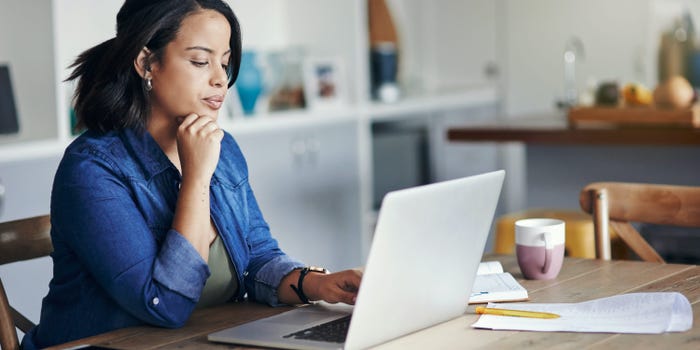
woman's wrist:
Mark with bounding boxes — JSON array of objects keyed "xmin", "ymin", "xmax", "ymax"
[
  {"xmin": 289, "ymin": 267, "xmax": 328, "ymax": 303},
  {"xmin": 301, "ymin": 271, "xmax": 324, "ymax": 302},
  {"xmin": 180, "ymin": 173, "xmax": 212, "ymax": 189}
]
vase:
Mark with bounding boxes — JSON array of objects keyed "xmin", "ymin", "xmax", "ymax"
[{"xmin": 235, "ymin": 51, "xmax": 263, "ymax": 116}]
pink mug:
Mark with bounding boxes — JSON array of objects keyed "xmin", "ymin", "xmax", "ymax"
[{"xmin": 515, "ymin": 218, "xmax": 565, "ymax": 280}]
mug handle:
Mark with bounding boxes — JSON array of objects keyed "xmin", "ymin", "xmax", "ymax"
[{"xmin": 541, "ymin": 232, "xmax": 554, "ymax": 274}]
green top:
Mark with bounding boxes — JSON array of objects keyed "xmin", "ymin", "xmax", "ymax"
[{"xmin": 196, "ymin": 235, "xmax": 238, "ymax": 309}]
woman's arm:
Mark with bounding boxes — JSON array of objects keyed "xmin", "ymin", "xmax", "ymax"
[
  {"xmin": 171, "ymin": 114, "xmax": 224, "ymax": 261},
  {"xmin": 52, "ymin": 150, "xmax": 209, "ymax": 328}
]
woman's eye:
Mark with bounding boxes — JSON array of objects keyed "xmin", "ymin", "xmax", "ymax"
[
  {"xmin": 221, "ymin": 64, "xmax": 229, "ymax": 71},
  {"xmin": 191, "ymin": 61, "xmax": 208, "ymax": 67}
]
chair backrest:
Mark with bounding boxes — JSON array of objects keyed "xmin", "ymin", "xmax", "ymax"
[
  {"xmin": 0, "ymin": 215, "xmax": 52, "ymax": 350},
  {"xmin": 579, "ymin": 182, "xmax": 700, "ymax": 263}
]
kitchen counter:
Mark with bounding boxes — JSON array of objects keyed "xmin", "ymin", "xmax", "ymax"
[{"xmin": 447, "ymin": 116, "xmax": 700, "ymax": 146}]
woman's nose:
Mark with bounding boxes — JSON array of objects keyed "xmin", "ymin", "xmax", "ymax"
[{"xmin": 212, "ymin": 65, "xmax": 227, "ymax": 87}]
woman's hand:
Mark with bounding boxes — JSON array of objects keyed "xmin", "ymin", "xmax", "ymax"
[
  {"xmin": 304, "ymin": 269, "xmax": 363, "ymax": 305},
  {"xmin": 176, "ymin": 114, "xmax": 224, "ymax": 181}
]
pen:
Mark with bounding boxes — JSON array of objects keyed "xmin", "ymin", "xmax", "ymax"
[{"xmin": 475, "ymin": 306, "xmax": 560, "ymax": 319}]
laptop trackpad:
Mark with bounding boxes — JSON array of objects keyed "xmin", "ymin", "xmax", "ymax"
[{"xmin": 265, "ymin": 307, "xmax": 349, "ymax": 326}]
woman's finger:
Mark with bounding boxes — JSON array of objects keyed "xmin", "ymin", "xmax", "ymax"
[
  {"xmin": 186, "ymin": 115, "xmax": 215, "ymax": 131},
  {"xmin": 177, "ymin": 113, "xmax": 199, "ymax": 128},
  {"xmin": 205, "ymin": 121, "xmax": 220, "ymax": 133}
]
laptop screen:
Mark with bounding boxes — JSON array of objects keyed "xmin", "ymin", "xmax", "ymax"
[{"xmin": 0, "ymin": 65, "xmax": 20, "ymax": 135}]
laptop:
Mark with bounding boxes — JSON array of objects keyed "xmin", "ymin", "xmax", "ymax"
[{"xmin": 208, "ymin": 170, "xmax": 505, "ymax": 349}]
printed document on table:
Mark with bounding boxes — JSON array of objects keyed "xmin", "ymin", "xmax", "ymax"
[{"xmin": 472, "ymin": 292, "xmax": 693, "ymax": 334}]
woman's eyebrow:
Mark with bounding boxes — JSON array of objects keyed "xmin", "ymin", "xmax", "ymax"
[{"xmin": 185, "ymin": 46, "xmax": 232, "ymax": 55}]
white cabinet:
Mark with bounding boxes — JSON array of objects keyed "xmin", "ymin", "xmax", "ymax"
[
  {"xmin": 429, "ymin": 105, "xmax": 502, "ymax": 183},
  {"xmin": 232, "ymin": 119, "xmax": 362, "ymax": 271}
]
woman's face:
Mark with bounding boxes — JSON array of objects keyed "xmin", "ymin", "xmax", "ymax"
[{"xmin": 149, "ymin": 9, "xmax": 231, "ymax": 123}]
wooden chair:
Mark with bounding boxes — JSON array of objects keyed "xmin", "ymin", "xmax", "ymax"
[
  {"xmin": 0, "ymin": 215, "xmax": 52, "ymax": 350},
  {"xmin": 579, "ymin": 182, "xmax": 700, "ymax": 263}
]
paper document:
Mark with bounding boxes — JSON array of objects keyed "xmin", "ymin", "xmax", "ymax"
[
  {"xmin": 470, "ymin": 261, "xmax": 528, "ymax": 304},
  {"xmin": 472, "ymin": 292, "xmax": 693, "ymax": 334}
]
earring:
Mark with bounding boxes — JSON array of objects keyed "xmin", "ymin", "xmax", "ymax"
[{"xmin": 145, "ymin": 78, "xmax": 153, "ymax": 91}]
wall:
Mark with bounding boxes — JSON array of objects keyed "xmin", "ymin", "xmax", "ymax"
[
  {"xmin": 0, "ymin": 1, "xmax": 57, "ymax": 144},
  {"xmin": 503, "ymin": 0, "xmax": 652, "ymax": 117},
  {"xmin": 386, "ymin": 0, "xmax": 499, "ymax": 94},
  {"xmin": 503, "ymin": 0, "xmax": 700, "ymax": 117},
  {"xmin": 526, "ymin": 145, "xmax": 700, "ymax": 210}
]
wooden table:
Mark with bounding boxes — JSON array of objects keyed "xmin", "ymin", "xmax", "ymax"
[
  {"xmin": 47, "ymin": 255, "xmax": 699, "ymax": 349},
  {"xmin": 446, "ymin": 118, "xmax": 700, "ymax": 146}
]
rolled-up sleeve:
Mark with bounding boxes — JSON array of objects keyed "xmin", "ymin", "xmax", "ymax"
[
  {"xmin": 153, "ymin": 229, "xmax": 210, "ymax": 300},
  {"xmin": 251, "ymin": 255, "xmax": 304, "ymax": 306}
]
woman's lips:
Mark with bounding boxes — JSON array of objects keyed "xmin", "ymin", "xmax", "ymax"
[{"xmin": 203, "ymin": 95, "xmax": 224, "ymax": 110}]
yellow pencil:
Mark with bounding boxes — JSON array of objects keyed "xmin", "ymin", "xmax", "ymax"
[{"xmin": 475, "ymin": 306, "xmax": 560, "ymax": 319}]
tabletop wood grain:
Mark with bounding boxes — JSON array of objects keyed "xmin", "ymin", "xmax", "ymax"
[{"xmin": 45, "ymin": 254, "xmax": 699, "ymax": 350}]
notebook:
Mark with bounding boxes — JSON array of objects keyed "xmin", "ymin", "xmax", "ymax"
[
  {"xmin": 469, "ymin": 261, "xmax": 528, "ymax": 304},
  {"xmin": 208, "ymin": 170, "xmax": 505, "ymax": 350}
]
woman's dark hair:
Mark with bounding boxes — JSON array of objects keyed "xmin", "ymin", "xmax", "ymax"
[{"xmin": 67, "ymin": 0, "xmax": 242, "ymax": 133}]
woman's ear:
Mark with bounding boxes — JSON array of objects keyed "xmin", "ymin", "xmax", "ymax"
[{"xmin": 133, "ymin": 47, "xmax": 152, "ymax": 79}]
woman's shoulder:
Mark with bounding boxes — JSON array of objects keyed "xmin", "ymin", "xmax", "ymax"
[
  {"xmin": 68, "ymin": 128, "xmax": 124, "ymax": 149},
  {"xmin": 63, "ymin": 130, "xmax": 125, "ymax": 163},
  {"xmin": 57, "ymin": 129, "xmax": 137, "ymax": 180}
]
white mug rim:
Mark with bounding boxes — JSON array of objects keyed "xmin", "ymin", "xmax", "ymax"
[
  {"xmin": 515, "ymin": 218, "xmax": 565, "ymax": 247},
  {"xmin": 515, "ymin": 218, "xmax": 565, "ymax": 228}
]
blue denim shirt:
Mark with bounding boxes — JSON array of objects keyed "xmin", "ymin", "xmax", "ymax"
[{"xmin": 22, "ymin": 128, "xmax": 303, "ymax": 349}]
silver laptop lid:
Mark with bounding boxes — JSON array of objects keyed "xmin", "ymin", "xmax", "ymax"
[{"xmin": 345, "ymin": 170, "xmax": 504, "ymax": 349}]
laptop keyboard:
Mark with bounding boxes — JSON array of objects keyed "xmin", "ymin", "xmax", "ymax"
[{"xmin": 283, "ymin": 315, "xmax": 352, "ymax": 343}]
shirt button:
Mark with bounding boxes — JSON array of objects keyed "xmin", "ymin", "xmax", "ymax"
[{"xmin": 152, "ymin": 297, "xmax": 160, "ymax": 305}]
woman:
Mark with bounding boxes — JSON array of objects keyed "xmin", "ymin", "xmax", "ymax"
[{"xmin": 22, "ymin": 1, "xmax": 361, "ymax": 348}]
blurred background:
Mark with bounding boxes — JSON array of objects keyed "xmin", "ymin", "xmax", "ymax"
[{"xmin": 1, "ymin": 0, "xmax": 700, "ymax": 334}]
